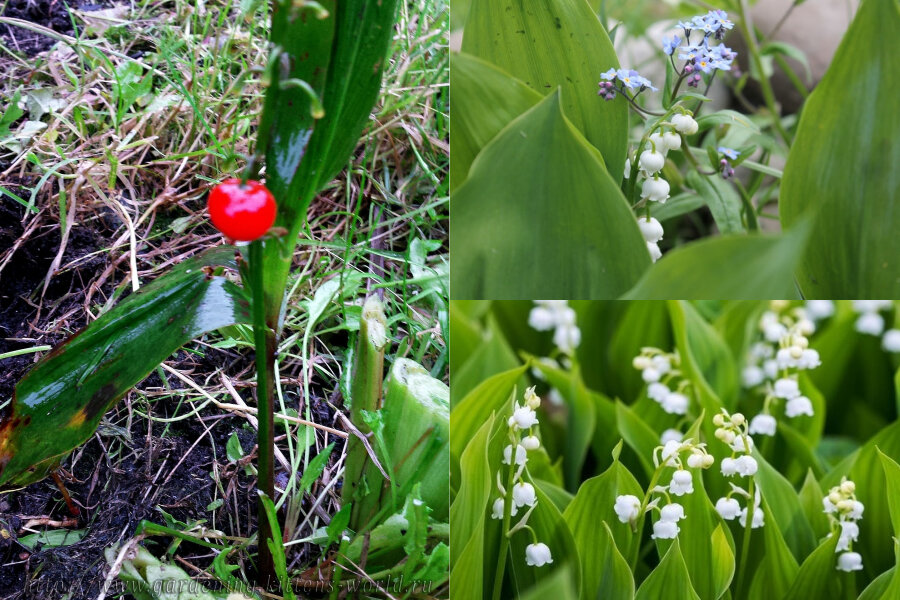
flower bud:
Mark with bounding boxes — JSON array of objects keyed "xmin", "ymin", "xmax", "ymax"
[
  {"xmin": 840, "ymin": 480, "xmax": 856, "ymax": 495},
  {"xmin": 633, "ymin": 356, "xmax": 652, "ymax": 370},
  {"xmin": 713, "ymin": 414, "xmax": 726, "ymax": 427},
  {"xmin": 730, "ymin": 413, "xmax": 745, "ymax": 427},
  {"xmin": 671, "ymin": 113, "xmax": 699, "ymax": 135}
]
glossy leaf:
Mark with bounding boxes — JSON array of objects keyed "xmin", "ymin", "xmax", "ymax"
[
  {"xmin": 623, "ymin": 222, "xmax": 811, "ymax": 299},
  {"xmin": 779, "ymin": 0, "xmax": 900, "ymax": 297},
  {"xmin": 449, "ymin": 52, "xmax": 541, "ymax": 191},
  {"xmin": 449, "ymin": 365, "xmax": 529, "ymax": 490},
  {"xmin": 634, "ymin": 539, "xmax": 701, "ymax": 600},
  {"xmin": 451, "ymin": 92, "xmax": 650, "ymax": 299},
  {"xmin": 562, "ymin": 454, "xmax": 644, "ymax": 593},
  {"xmin": 685, "ymin": 171, "xmax": 744, "ymax": 235},
  {"xmin": 781, "ymin": 529, "xmax": 840, "ymax": 600},
  {"xmin": 449, "ymin": 417, "xmax": 495, "ymax": 599},
  {"xmin": 751, "ymin": 448, "xmax": 817, "ymax": 561},
  {"xmin": 0, "ymin": 248, "xmax": 250, "ymax": 488},
  {"xmin": 462, "ymin": 0, "xmax": 627, "ymax": 180},
  {"xmin": 747, "ymin": 498, "xmax": 800, "ymax": 600}
]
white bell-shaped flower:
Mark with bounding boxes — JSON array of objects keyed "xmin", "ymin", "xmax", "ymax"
[
  {"xmin": 647, "ymin": 241, "xmax": 662, "ymax": 263},
  {"xmin": 741, "ymin": 365, "xmax": 764, "ymax": 387},
  {"xmin": 512, "ymin": 482, "xmax": 537, "ymax": 508},
  {"xmin": 883, "ymin": 329, "xmax": 900, "ymax": 353},
  {"xmin": 492, "ymin": 497, "xmax": 517, "ymax": 519},
  {"xmin": 660, "ymin": 502, "xmax": 686, "ymax": 522},
  {"xmin": 806, "ymin": 300, "xmax": 835, "ymax": 320},
  {"xmin": 739, "ymin": 506, "xmax": 765, "ymax": 528},
  {"xmin": 503, "ymin": 444, "xmax": 528, "ymax": 466},
  {"xmin": 660, "ymin": 428, "xmax": 683, "ymax": 444},
  {"xmin": 720, "ymin": 457, "xmax": 738, "ymax": 477},
  {"xmin": 614, "ymin": 494, "xmax": 642, "ymax": 523},
  {"xmin": 669, "ymin": 470, "xmax": 694, "ymax": 496},
  {"xmin": 749, "ymin": 414, "xmax": 777, "ymax": 436},
  {"xmin": 639, "ymin": 149, "xmax": 666, "ymax": 174},
  {"xmin": 785, "ymin": 396, "xmax": 814, "ymax": 418},
  {"xmin": 651, "ymin": 519, "xmax": 680, "ymax": 539},
  {"xmin": 525, "ymin": 542, "xmax": 553, "ymax": 567},
  {"xmin": 648, "ymin": 132, "xmax": 668, "ymax": 155},
  {"xmin": 522, "ymin": 435, "xmax": 541, "ymax": 450},
  {"xmin": 661, "ymin": 392, "xmax": 689, "ymax": 415},
  {"xmin": 836, "ymin": 521, "xmax": 860, "ymax": 552},
  {"xmin": 715, "ymin": 497, "xmax": 741, "ymax": 520},
  {"xmin": 648, "ymin": 382, "xmax": 670, "ymax": 402},
  {"xmin": 671, "ymin": 113, "xmax": 699, "ymax": 135},
  {"xmin": 735, "ymin": 455, "xmax": 759, "ymax": 477},
  {"xmin": 638, "ymin": 216, "xmax": 664, "ymax": 243},
  {"xmin": 836, "ymin": 551, "xmax": 863, "ymax": 572},
  {"xmin": 855, "ymin": 312, "xmax": 885, "ymax": 336},
  {"xmin": 641, "ymin": 177, "xmax": 671, "ymax": 203},
  {"xmin": 528, "ymin": 306, "xmax": 557, "ymax": 331},
  {"xmin": 660, "ymin": 440, "xmax": 682, "ymax": 466},
  {"xmin": 553, "ymin": 324, "xmax": 581, "ymax": 354},
  {"xmin": 509, "ymin": 404, "xmax": 540, "ymax": 430},
  {"xmin": 730, "ymin": 434, "xmax": 754, "ymax": 453},
  {"xmin": 797, "ymin": 348, "xmax": 821, "ymax": 369},
  {"xmin": 774, "ymin": 377, "xmax": 801, "ymax": 399}
]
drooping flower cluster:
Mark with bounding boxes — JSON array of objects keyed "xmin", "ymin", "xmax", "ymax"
[
  {"xmin": 615, "ymin": 438, "xmax": 714, "ymax": 540},
  {"xmin": 850, "ymin": 301, "xmax": 900, "ymax": 352},
  {"xmin": 713, "ymin": 410, "xmax": 764, "ymax": 528},
  {"xmin": 633, "ymin": 348, "xmax": 691, "ymax": 415},
  {"xmin": 741, "ymin": 302, "xmax": 820, "ymax": 436},
  {"xmin": 823, "ymin": 478, "xmax": 864, "ymax": 572},
  {"xmin": 669, "ymin": 11, "xmax": 737, "ymax": 88},
  {"xmin": 491, "ymin": 387, "xmax": 552, "ymax": 567},
  {"xmin": 528, "ymin": 300, "xmax": 581, "ymax": 355}
]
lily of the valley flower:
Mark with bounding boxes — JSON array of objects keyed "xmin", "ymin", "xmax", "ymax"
[
  {"xmin": 512, "ymin": 482, "xmax": 537, "ymax": 508},
  {"xmin": 715, "ymin": 497, "xmax": 741, "ymax": 520},
  {"xmin": 749, "ymin": 413, "xmax": 776, "ymax": 436},
  {"xmin": 837, "ymin": 551, "xmax": 863, "ymax": 572},
  {"xmin": 614, "ymin": 494, "xmax": 642, "ymax": 524},
  {"xmin": 669, "ymin": 470, "xmax": 694, "ymax": 496},
  {"xmin": 525, "ymin": 543, "xmax": 553, "ymax": 567}
]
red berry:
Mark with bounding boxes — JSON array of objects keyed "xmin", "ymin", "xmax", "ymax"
[{"xmin": 207, "ymin": 179, "xmax": 277, "ymax": 241}]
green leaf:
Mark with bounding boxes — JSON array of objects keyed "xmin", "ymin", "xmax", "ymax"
[
  {"xmin": 0, "ymin": 90, "xmax": 23, "ymax": 137},
  {"xmin": 451, "ymin": 315, "xmax": 522, "ymax": 405},
  {"xmin": 779, "ymin": 0, "xmax": 900, "ymax": 297},
  {"xmin": 451, "ymin": 92, "xmax": 649, "ymax": 298},
  {"xmin": 878, "ymin": 450, "xmax": 900, "ymax": 539},
  {"xmin": 0, "ymin": 248, "xmax": 250, "ymax": 489},
  {"xmin": 751, "ymin": 448, "xmax": 817, "ymax": 561},
  {"xmin": 299, "ymin": 443, "xmax": 334, "ymax": 495},
  {"xmin": 450, "ymin": 365, "xmax": 529, "ymax": 490},
  {"xmin": 18, "ymin": 528, "xmax": 85, "ymax": 550},
  {"xmin": 562, "ymin": 452, "xmax": 644, "ymax": 587},
  {"xmin": 449, "ymin": 52, "xmax": 542, "ymax": 191},
  {"xmin": 226, "ymin": 432, "xmax": 244, "ymax": 463},
  {"xmin": 449, "ymin": 417, "xmax": 494, "ymax": 598},
  {"xmin": 782, "ymin": 528, "xmax": 840, "ymax": 600},
  {"xmin": 462, "ymin": 0, "xmax": 627, "ymax": 180},
  {"xmin": 623, "ymin": 222, "xmax": 811, "ymax": 299},
  {"xmin": 685, "ymin": 171, "xmax": 745, "ymax": 235},
  {"xmin": 747, "ymin": 498, "xmax": 800, "ymax": 600},
  {"xmin": 112, "ymin": 61, "xmax": 152, "ymax": 122},
  {"xmin": 694, "ymin": 109, "xmax": 761, "ymax": 134},
  {"xmin": 285, "ymin": 0, "xmax": 400, "ymax": 213},
  {"xmin": 634, "ymin": 539, "xmax": 701, "ymax": 600},
  {"xmin": 615, "ymin": 401, "xmax": 659, "ymax": 478}
]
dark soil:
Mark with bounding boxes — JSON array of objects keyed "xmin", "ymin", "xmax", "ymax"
[{"xmin": 0, "ymin": 0, "xmax": 108, "ymax": 56}]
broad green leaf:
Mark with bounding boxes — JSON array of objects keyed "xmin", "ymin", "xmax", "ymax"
[
  {"xmin": 0, "ymin": 90, "xmax": 24, "ymax": 137},
  {"xmin": 451, "ymin": 92, "xmax": 649, "ymax": 299},
  {"xmin": 747, "ymin": 499, "xmax": 800, "ymax": 600},
  {"xmin": 448, "ymin": 302, "xmax": 484, "ymax": 378},
  {"xmin": 858, "ymin": 564, "xmax": 898, "ymax": 600},
  {"xmin": 451, "ymin": 315, "xmax": 522, "ymax": 405},
  {"xmin": 623, "ymin": 222, "xmax": 811, "ymax": 299},
  {"xmin": 686, "ymin": 171, "xmax": 745, "ymax": 235},
  {"xmin": 615, "ymin": 401, "xmax": 659, "ymax": 478},
  {"xmin": 449, "ymin": 52, "xmax": 541, "ymax": 190},
  {"xmin": 449, "ymin": 416, "xmax": 495, "ymax": 598},
  {"xmin": 531, "ymin": 361, "xmax": 606, "ymax": 490},
  {"xmin": 289, "ymin": 0, "xmax": 400, "ymax": 205},
  {"xmin": 751, "ymin": 448, "xmax": 817, "ymax": 561},
  {"xmin": 878, "ymin": 450, "xmax": 900, "ymax": 539},
  {"xmin": 506, "ymin": 482, "xmax": 581, "ymax": 597},
  {"xmin": 18, "ymin": 528, "xmax": 85, "ymax": 550},
  {"xmin": 449, "ymin": 365, "xmax": 529, "ymax": 491},
  {"xmin": 462, "ymin": 0, "xmax": 627, "ymax": 180},
  {"xmin": 608, "ymin": 301, "xmax": 673, "ymax": 402},
  {"xmin": 518, "ymin": 565, "xmax": 578, "ymax": 600},
  {"xmin": 563, "ymin": 456, "xmax": 644, "ymax": 593},
  {"xmin": 0, "ymin": 248, "xmax": 250, "ymax": 488},
  {"xmin": 798, "ymin": 469, "xmax": 831, "ymax": 539},
  {"xmin": 782, "ymin": 529, "xmax": 840, "ymax": 600},
  {"xmin": 634, "ymin": 539, "xmax": 701, "ymax": 600},
  {"xmin": 670, "ymin": 301, "xmax": 737, "ymax": 408},
  {"xmin": 779, "ymin": 0, "xmax": 900, "ymax": 297},
  {"xmin": 694, "ymin": 109, "xmax": 761, "ymax": 134}
]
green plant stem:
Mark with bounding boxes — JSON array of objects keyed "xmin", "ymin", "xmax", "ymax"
[
  {"xmin": 736, "ymin": 0, "xmax": 791, "ymax": 146},
  {"xmin": 491, "ymin": 455, "xmax": 517, "ymax": 600},
  {"xmin": 250, "ymin": 240, "xmax": 276, "ymax": 589},
  {"xmin": 735, "ymin": 476, "xmax": 755, "ymax": 598}
]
